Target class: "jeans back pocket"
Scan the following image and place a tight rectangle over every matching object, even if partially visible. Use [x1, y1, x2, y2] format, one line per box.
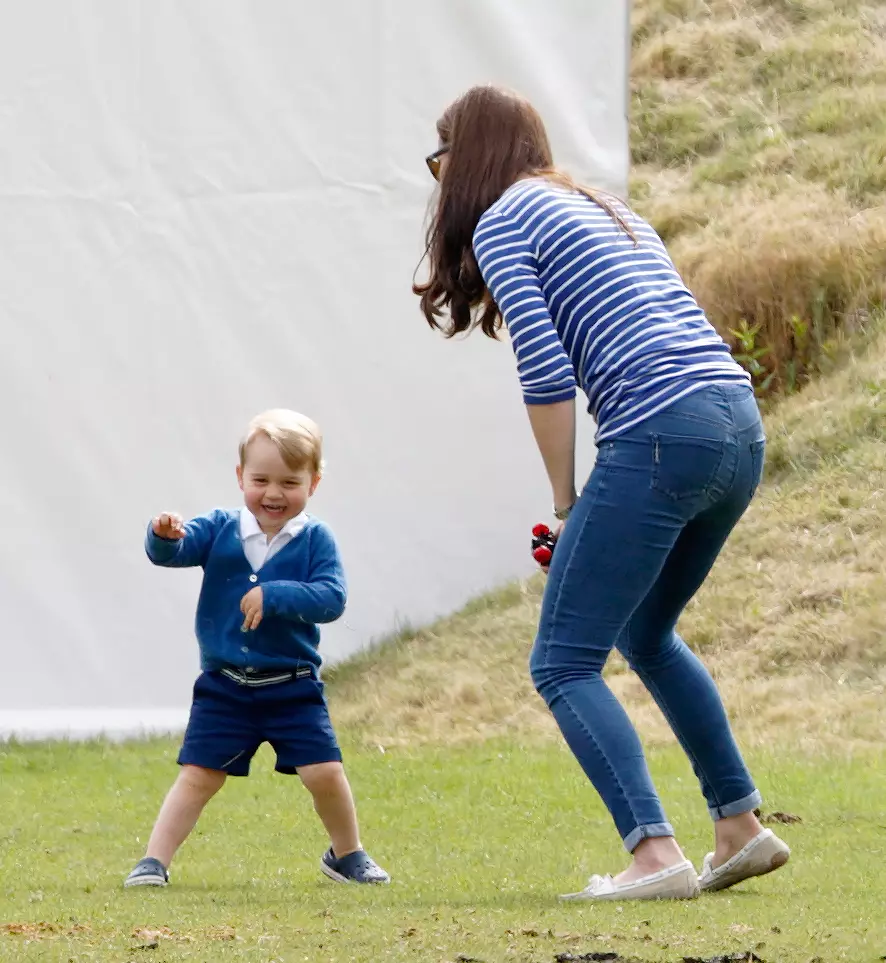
[650, 432, 727, 501]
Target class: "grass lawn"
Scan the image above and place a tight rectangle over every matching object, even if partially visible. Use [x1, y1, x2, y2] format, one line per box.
[1, 737, 883, 963]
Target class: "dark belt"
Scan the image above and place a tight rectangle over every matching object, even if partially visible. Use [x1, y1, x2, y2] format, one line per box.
[219, 665, 313, 687]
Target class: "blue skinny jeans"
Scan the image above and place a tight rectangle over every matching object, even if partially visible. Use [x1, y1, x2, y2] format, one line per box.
[530, 383, 766, 852]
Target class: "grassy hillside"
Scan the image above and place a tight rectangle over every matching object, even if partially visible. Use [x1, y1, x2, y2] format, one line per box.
[324, 0, 886, 751]
[326, 322, 886, 751]
[630, 0, 886, 394]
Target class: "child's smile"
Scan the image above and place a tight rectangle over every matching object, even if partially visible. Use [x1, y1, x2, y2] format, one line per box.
[236, 434, 320, 535]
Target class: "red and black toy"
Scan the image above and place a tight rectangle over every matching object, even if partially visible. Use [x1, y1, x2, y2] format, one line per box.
[531, 523, 558, 567]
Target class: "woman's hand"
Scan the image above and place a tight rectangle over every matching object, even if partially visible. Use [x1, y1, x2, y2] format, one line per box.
[545, 520, 566, 572]
[525, 400, 578, 518]
[538, 519, 566, 575]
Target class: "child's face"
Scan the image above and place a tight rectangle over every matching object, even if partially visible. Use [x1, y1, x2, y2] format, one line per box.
[236, 435, 319, 535]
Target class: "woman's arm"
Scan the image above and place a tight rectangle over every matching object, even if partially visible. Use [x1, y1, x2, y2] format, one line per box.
[473, 212, 577, 407]
[526, 399, 577, 515]
[473, 210, 578, 514]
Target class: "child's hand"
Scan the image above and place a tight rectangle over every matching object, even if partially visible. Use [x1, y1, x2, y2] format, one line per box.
[241, 586, 264, 631]
[152, 512, 186, 540]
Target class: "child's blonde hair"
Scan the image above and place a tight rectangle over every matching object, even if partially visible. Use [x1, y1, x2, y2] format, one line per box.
[239, 409, 324, 475]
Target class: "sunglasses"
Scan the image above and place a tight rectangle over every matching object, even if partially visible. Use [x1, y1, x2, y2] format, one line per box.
[425, 145, 450, 181]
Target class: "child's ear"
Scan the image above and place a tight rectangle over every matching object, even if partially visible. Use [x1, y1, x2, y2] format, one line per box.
[236, 464, 245, 492]
[309, 473, 322, 497]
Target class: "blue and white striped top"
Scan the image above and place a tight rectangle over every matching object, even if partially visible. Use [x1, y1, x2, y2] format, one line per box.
[472, 178, 750, 441]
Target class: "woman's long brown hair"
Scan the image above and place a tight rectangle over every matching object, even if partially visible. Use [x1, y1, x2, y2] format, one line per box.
[413, 85, 634, 340]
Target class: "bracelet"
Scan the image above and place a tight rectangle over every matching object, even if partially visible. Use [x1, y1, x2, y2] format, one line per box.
[553, 502, 574, 521]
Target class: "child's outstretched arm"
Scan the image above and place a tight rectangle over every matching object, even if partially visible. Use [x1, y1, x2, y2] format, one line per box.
[145, 510, 226, 568]
[260, 524, 347, 624]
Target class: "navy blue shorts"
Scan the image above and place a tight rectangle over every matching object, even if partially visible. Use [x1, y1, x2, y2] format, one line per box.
[178, 670, 342, 776]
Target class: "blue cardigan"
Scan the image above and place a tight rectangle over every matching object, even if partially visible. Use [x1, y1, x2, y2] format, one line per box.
[145, 509, 346, 672]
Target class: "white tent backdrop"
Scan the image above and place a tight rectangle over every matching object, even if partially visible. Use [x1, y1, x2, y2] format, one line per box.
[0, 1, 630, 740]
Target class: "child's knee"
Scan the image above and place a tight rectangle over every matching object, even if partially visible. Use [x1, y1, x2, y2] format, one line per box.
[178, 764, 226, 798]
[298, 761, 346, 796]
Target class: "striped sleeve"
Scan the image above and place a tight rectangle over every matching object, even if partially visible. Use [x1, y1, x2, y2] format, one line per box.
[473, 212, 577, 405]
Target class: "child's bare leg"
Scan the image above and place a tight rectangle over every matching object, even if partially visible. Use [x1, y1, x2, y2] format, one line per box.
[145, 765, 227, 867]
[298, 761, 360, 857]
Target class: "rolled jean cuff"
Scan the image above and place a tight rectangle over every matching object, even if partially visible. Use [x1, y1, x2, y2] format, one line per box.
[623, 821, 675, 854]
[709, 789, 762, 821]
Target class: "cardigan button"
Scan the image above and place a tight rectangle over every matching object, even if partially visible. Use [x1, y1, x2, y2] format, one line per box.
[248, 574, 258, 583]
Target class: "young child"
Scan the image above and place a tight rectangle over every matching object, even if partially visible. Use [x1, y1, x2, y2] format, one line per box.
[124, 408, 389, 888]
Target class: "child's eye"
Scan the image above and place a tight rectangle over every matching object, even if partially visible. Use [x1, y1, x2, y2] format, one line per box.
[284, 481, 301, 488]
[252, 477, 268, 484]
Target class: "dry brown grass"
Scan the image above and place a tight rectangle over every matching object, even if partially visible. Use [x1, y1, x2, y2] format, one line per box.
[327, 325, 886, 752]
[629, 0, 886, 394]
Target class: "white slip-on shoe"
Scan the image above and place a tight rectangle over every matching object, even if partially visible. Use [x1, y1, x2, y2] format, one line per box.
[560, 858, 700, 901]
[698, 828, 791, 893]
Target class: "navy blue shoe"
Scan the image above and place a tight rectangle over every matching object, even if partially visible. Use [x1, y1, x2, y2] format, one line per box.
[124, 857, 169, 888]
[320, 848, 390, 884]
